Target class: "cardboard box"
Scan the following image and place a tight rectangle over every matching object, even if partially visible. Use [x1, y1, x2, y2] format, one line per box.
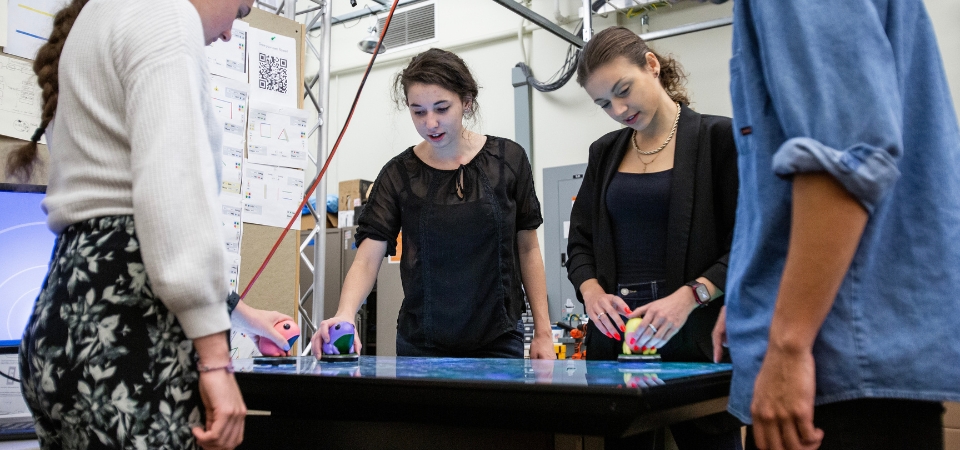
[946, 401, 960, 429]
[338, 179, 373, 213]
[946, 428, 960, 450]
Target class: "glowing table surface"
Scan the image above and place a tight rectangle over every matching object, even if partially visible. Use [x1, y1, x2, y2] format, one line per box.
[234, 356, 732, 446]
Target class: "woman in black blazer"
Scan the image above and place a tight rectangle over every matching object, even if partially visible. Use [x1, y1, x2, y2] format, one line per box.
[567, 27, 740, 449]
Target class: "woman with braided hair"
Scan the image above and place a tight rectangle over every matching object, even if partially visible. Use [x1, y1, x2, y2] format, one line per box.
[6, 0, 283, 449]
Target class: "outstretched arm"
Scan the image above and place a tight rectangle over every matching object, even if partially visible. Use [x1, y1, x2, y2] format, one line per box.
[310, 238, 386, 356]
[518, 230, 555, 359]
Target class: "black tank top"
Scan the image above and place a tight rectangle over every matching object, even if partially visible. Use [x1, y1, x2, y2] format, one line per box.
[605, 170, 672, 285]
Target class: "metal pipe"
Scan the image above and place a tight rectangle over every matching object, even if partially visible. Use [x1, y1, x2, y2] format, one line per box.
[297, 5, 324, 16]
[324, 0, 421, 28]
[639, 16, 732, 42]
[582, 0, 592, 42]
[313, 0, 332, 345]
[491, 0, 584, 48]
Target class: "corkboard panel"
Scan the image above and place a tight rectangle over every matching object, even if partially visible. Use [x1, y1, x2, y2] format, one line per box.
[238, 223, 300, 320]
[237, 10, 306, 319]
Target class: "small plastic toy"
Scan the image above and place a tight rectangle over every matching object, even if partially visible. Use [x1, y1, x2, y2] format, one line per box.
[618, 317, 661, 362]
[320, 321, 359, 362]
[258, 319, 301, 357]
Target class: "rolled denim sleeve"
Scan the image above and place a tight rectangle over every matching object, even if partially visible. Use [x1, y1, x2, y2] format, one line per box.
[751, 0, 904, 213]
[772, 138, 900, 213]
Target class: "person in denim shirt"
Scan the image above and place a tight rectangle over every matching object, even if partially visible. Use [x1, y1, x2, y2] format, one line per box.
[717, 0, 960, 449]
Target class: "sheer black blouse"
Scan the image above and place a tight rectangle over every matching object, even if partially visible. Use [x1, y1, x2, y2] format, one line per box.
[355, 136, 543, 352]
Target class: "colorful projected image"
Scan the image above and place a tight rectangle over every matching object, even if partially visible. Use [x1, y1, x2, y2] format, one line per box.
[0, 187, 54, 345]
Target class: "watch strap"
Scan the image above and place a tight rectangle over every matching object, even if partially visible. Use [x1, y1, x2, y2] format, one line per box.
[685, 281, 711, 307]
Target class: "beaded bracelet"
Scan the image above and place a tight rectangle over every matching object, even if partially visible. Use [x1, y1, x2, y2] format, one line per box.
[197, 362, 235, 374]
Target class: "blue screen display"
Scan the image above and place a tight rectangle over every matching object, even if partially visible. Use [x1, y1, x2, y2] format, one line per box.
[238, 356, 732, 389]
[0, 186, 54, 347]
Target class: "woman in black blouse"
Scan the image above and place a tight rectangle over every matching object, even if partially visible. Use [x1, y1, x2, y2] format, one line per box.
[310, 48, 555, 359]
[567, 27, 741, 448]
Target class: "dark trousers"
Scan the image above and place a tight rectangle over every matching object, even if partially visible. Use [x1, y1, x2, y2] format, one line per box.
[745, 398, 944, 450]
[605, 416, 742, 450]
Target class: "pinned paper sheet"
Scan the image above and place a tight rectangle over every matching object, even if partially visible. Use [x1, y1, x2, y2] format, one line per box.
[221, 191, 243, 255]
[247, 27, 297, 107]
[246, 101, 308, 169]
[0, 52, 44, 143]
[4, 0, 62, 60]
[221, 191, 243, 293]
[226, 253, 242, 295]
[230, 330, 260, 359]
[242, 162, 304, 230]
[211, 76, 248, 193]
[206, 20, 249, 83]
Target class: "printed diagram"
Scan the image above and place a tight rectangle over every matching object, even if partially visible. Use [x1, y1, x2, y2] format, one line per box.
[211, 77, 248, 197]
[13, 119, 33, 133]
[246, 101, 309, 170]
[214, 98, 235, 120]
[241, 162, 304, 230]
[205, 21, 249, 83]
[0, 54, 45, 143]
[256, 123, 290, 141]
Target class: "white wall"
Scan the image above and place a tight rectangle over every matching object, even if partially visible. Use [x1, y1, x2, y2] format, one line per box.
[315, 0, 960, 218]
[315, 0, 741, 216]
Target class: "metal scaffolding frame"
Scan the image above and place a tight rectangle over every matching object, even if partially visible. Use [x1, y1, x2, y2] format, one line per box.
[253, 0, 331, 355]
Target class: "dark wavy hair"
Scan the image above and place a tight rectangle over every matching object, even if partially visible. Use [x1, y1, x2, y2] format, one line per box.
[5, 0, 89, 182]
[576, 26, 690, 105]
[392, 48, 480, 119]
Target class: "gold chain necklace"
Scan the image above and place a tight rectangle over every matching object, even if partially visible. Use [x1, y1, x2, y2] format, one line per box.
[632, 102, 681, 173]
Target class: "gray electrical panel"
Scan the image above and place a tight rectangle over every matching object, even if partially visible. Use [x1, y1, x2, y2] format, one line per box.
[543, 164, 588, 322]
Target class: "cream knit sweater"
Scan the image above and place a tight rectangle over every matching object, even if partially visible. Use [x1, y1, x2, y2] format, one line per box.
[42, 0, 230, 338]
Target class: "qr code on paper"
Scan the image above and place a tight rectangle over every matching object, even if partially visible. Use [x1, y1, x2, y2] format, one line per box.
[258, 53, 288, 94]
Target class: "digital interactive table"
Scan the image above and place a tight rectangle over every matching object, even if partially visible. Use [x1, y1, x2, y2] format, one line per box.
[234, 356, 732, 450]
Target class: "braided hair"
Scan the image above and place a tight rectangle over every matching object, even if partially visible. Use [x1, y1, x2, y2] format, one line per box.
[5, 0, 88, 182]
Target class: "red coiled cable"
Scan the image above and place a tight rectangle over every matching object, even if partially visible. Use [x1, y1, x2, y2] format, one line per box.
[240, 0, 401, 301]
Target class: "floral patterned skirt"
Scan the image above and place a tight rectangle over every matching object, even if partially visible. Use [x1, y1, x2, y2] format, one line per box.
[19, 216, 202, 450]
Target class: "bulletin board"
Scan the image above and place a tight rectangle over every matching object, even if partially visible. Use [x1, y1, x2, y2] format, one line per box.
[238, 9, 305, 321]
[0, 8, 307, 323]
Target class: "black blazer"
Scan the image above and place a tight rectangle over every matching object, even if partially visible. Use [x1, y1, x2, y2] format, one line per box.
[567, 104, 738, 361]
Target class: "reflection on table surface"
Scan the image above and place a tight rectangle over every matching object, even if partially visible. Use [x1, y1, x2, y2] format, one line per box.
[234, 356, 731, 389]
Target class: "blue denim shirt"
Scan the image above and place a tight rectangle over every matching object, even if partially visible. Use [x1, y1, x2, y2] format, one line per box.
[726, 0, 960, 423]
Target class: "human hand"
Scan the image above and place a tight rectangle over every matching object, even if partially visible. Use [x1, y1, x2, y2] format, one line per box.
[529, 333, 557, 360]
[623, 372, 666, 389]
[712, 305, 727, 363]
[581, 281, 630, 341]
[529, 359, 554, 383]
[750, 346, 823, 450]
[232, 302, 294, 355]
[192, 369, 246, 450]
[625, 287, 698, 351]
[311, 315, 361, 357]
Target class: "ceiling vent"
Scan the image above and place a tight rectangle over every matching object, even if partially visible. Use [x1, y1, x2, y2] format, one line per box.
[377, 2, 436, 52]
